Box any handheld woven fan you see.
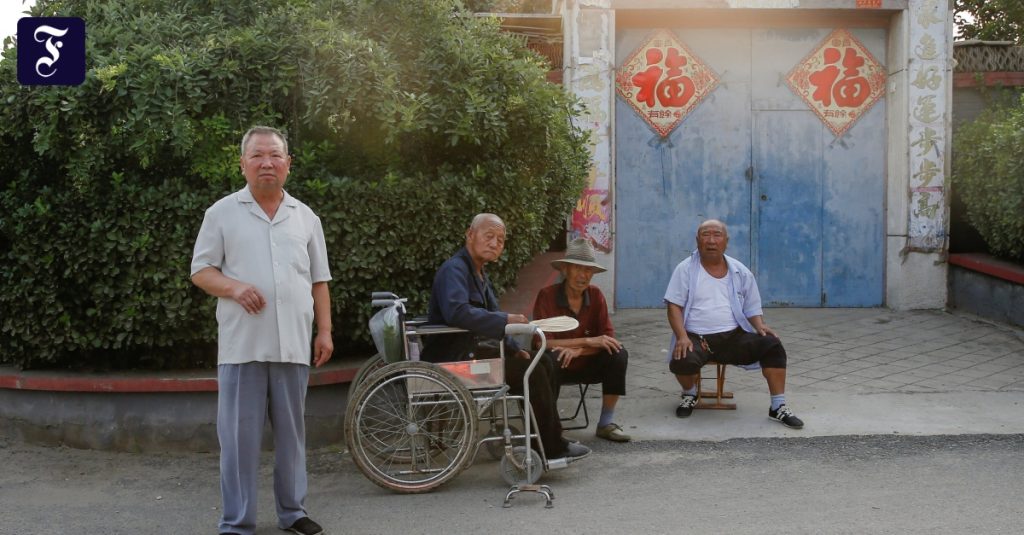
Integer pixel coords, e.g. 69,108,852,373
529,316,579,333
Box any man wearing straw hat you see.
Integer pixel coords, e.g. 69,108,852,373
533,238,631,442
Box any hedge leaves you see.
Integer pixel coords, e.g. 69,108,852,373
0,0,590,369
952,93,1024,262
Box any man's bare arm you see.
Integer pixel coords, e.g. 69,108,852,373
191,267,266,314
312,281,333,367
667,302,693,359
748,315,779,338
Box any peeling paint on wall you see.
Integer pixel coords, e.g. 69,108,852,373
568,7,615,253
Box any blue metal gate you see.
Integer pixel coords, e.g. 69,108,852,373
615,27,885,308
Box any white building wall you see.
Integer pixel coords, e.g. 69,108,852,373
885,0,951,308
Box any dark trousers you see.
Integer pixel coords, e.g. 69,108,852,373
669,328,786,376
554,348,629,398
504,351,567,458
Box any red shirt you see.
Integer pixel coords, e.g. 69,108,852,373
532,282,614,340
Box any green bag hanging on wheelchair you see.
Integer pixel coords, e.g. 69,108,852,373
369,304,403,363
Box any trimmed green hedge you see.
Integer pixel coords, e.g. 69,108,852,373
0,0,590,369
952,93,1024,262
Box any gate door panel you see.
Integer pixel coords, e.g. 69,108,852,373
615,29,752,308
753,110,824,306
614,26,885,308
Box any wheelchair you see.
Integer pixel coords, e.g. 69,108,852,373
343,292,574,507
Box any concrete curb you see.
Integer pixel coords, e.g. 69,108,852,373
0,360,364,452
574,390,1024,443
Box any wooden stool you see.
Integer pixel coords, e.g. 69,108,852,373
696,361,736,410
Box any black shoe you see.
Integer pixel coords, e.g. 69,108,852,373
676,394,697,418
769,404,804,429
285,517,324,535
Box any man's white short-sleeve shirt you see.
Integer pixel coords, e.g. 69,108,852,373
663,251,762,334
191,187,331,365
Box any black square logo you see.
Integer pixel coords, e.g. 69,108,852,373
17,17,86,86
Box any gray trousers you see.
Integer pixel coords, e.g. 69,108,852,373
217,362,309,535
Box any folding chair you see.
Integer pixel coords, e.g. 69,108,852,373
559,381,598,430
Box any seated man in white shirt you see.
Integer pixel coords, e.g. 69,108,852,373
663,219,804,429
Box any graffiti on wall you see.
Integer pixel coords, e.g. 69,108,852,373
571,187,612,253
615,29,720,137
786,28,887,138
569,7,615,253
907,0,948,251
572,60,614,252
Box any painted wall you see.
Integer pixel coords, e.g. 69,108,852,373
884,1,951,309
564,0,953,310
564,1,617,305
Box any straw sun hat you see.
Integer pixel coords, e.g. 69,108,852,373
550,238,606,273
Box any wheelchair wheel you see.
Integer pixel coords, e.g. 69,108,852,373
500,446,543,486
345,361,478,493
346,353,386,405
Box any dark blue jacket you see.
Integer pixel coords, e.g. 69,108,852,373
420,247,519,362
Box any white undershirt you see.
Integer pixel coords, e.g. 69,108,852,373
685,263,739,335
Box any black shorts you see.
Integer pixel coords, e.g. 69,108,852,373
668,328,786,376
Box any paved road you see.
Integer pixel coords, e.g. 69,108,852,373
3,434,1022,534
3,308,1021,534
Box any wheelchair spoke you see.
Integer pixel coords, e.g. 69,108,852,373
345,362,479,492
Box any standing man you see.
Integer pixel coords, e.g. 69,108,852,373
533,238,631,442
191,126,332,535
420,213,591,462
664,219,804,429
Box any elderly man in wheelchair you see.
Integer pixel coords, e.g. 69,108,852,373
344,213,589,506
420,213,591,463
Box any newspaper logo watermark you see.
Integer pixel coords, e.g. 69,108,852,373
17,17,85,86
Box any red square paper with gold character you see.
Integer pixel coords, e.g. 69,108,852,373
616,29,720,138
786,28,887,138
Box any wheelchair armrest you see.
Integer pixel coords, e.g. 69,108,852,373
409,324,471,336
405,315,430,326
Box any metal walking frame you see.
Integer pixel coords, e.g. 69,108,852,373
344,292,575,507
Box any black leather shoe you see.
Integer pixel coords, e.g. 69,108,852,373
285,517,324,535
